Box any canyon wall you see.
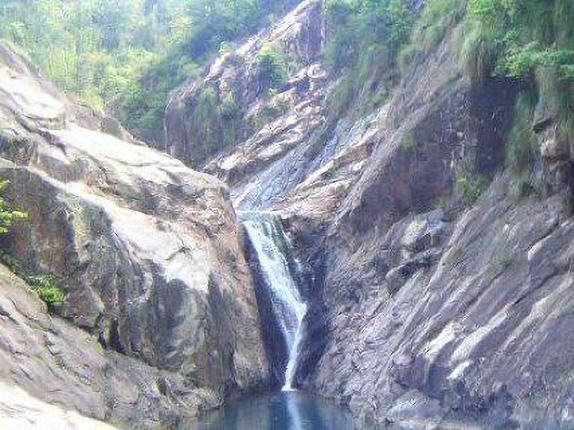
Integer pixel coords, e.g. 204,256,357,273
165,1,574,428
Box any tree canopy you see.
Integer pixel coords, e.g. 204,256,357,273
0,0,299,134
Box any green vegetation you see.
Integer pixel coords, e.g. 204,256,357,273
0,0,300,133
399,0,466,67
0,181,26,233
187,86,245,155
0,251,65,310
516,175,536,198
324,0,414,112
2,0,572,184
0,181,64,310
461,0,574,133
507,89,538,173
457,173,487,205
402,131,418,152
250,98,289,131
457,0,574,207
258,44,288,91
1,0,175,108
0,181,63,310
221,92,240,121
464,0,574,78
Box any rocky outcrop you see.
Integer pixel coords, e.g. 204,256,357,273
292,29,574,430
164,0,389,212
0,382,119,430
0,42,270,427
0,263,220,429
165,0,325,174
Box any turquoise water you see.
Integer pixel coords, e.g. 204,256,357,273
193,391,363,430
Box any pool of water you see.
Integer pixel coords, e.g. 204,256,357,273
191,391,365,430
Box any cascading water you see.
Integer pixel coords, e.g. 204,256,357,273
241,211,307,391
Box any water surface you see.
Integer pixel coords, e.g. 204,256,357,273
193,391,364,430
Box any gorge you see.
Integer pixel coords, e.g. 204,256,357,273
1,0,574,429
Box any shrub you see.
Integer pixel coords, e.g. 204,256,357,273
462,0,574,136
0,180,26,233
457,173,487,205
324,0,359,70
0,251,66,310
25,274,66,308
507,89,537,173
329,76,356,114
402,131,417,152
257,43,287,90
324,0,414,111
221,92,240,121
0,181,64,310
401,0,466,62
516,175,535,198
249,100,289,131
460,21,500,83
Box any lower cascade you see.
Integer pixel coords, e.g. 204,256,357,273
241,211,307,391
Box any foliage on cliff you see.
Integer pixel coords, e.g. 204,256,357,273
324,0,414,112
0,182,61,309
3,0,573,154
0,181,26,234
0,0,178,108
463,0,574,137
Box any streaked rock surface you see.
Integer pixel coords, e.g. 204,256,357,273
0,42,269,428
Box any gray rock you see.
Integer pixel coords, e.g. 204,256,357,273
0,42,270,427
165,0,325,170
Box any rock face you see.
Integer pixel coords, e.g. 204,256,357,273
0,263,217,429
0,42,269,428
292,34,574,430
0,382,118,430
164,0,386,212
164,2,574,428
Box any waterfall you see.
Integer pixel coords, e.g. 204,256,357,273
241,211,307,391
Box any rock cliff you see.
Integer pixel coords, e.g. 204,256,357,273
165,1,574,429
0,42,269,428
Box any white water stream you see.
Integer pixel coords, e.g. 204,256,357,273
241,211,307,391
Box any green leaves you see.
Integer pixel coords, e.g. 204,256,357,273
0,181,26,234
257,44,288,90
0,181,63,310
465,0,574,81
457,173,488,206
26,275,66,308
324,0,414,111
0,251,66,309
463,0,574,142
